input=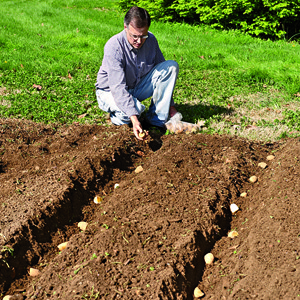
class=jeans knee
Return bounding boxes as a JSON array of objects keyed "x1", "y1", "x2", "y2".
[
  {"x1": 167, "y1": 60, "x2": 179, "y2": 75},
  {"x1": 111, "y1": 111, "x2": 131, "y2": 125}
]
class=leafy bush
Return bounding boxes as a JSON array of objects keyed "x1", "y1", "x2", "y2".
[
  {"x1": 118, "y1": 0, "x2": 300, "y2": 40},
  {"x1": 119, "y1": 0, "x2": 176, "y2": 21}
]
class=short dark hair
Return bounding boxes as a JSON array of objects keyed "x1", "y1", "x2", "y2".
[{"x1": 124, "y1": 6, "x2": 151, "y2": 28}]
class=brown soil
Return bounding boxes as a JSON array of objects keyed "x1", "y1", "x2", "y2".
[{"x1": 0, "y1": 118, "x2": 299, "y2": 299}]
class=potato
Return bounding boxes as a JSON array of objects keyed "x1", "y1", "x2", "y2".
[
  {"x1": 175, "y1": 128, "x2": 183, "y2": 134},
  {"x1": 228, "y1": 230, "x2": 239, "y2": 238},
  {"x1": 3, "y1": 295, "x2": 23, "y2": 300},
  {"x1": 194, "y1": 287, "x2": 205, "y2": 298},
  {"x1": 94, "y1": 196, "x2": 102, "y2": 204},
  {"x1": 135, "y1": 166, "x2": 144, "y2": 173},
  {"x1": 230, "y1": 203, "x2": 239, "y2": 213},
  {"x1": 166, "y1": 122, "x2": 174, "y2": 132},
  {"x1": 249, "y1": 175, "x2": 258, "y2": 183},
  {"x1": 258, "y1": 162, "x2": 267, "y2": 168},
  {"x1": 204, "y1": 253, "x2": 214, "y2": 264},
  {"x1": 29, "y1": 268, "x2": 40, "y2": 277},
  {"x1": 138, "y1": 131, "x2": 146, "y2": 138},
  {"x1": 187, "y1": 124, "x2": 194, "y2": 132},
  {"x1": 267, "y1": 155, "x2": 275, "y2": 160},
  {"x1": 78, "y1": 221, "x2": 88, "y2": 231},
  {"x1": 57, "y1": 241, "x2": 68, "y2": 251},
  {"x1": 182, "y1": 123, "x2": 188, "y2": 131}
]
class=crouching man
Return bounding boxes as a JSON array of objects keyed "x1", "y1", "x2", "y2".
[{"x1": 95, "y1": 6, "x2": 179, "y2": 140}]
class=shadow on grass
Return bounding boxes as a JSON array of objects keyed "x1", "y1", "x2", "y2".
[{"x1": 176, "y1": 102, "x2": 233, "y2": 123}]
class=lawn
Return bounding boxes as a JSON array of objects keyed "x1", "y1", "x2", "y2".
[{"x1": 1, "y1": 0, "x2": 300, "y2": 141}]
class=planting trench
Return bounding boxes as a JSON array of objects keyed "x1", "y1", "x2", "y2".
[{"x1": 0, "y1": 120, "x2": 277, "y2": 299}]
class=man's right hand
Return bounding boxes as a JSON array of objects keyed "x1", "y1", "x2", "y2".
[{"x1": 130, "y1": 115, "x2": 148, "y2": 140}]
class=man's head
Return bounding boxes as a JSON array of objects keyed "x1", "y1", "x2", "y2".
[{"x1": 124, "y1": 7, "x2": 151, "y2": 49}]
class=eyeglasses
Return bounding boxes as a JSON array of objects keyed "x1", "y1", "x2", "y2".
[{"x1": 127, "y1": 30, "x2": 148, "y2": 41}]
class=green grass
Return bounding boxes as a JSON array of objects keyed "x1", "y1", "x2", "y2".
[{"x1": 1, "y1": 0, "x2": 300, "y2": 141}]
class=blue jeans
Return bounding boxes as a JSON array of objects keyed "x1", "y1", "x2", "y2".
[{"x1": 96, "y1": 60, "x2": 179, "y2": 127}]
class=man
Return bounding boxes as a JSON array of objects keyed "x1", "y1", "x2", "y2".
[{"x1": 95, "y1": 6, "x2": 179, "y2": 140}]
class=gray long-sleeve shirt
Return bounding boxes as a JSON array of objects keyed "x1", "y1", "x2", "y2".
[{"x1": 96, "y1": 29, "x2": 165, "y2": 118}]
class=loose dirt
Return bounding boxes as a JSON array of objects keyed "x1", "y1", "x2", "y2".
[{"x1": 0, "y1": 118, "x2": 299, "y2": 299}]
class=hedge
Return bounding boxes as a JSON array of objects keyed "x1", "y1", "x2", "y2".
[{"x1": 118, "y1": 0, "x2": 300, "y2": 40}]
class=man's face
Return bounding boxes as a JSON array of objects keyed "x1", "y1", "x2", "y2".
[{"x1": 124, "y1": 22, "x2": 149, "y2": 49}]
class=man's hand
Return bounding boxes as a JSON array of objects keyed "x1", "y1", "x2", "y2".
[{"x1": 130, "y1": 115, "x2": 148, "y2": 140}]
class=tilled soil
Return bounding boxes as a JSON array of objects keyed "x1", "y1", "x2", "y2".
[{"x1": 0, "y1": 118, "x2": 299, "y2": 299}]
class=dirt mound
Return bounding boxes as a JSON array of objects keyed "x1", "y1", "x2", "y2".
[{"x1": 0, "y1": 118, "x2": 299, "y2": 299}]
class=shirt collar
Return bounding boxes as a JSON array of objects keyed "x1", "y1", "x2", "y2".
[{"x1": 122, "y1": 29, "x2": 135, "y2": 52}]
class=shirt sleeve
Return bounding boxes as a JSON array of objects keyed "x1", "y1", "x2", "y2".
[{"x1": 104, "y1": 45, "x2": 138, "y2": 118}]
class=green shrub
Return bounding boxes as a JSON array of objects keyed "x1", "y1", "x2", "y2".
[
  {"x1": 119, "y1": 0, "x2": 176, "y2": 21},
  {"x1": 118, "y1": 0, "x2": 300, "y2": 40}
]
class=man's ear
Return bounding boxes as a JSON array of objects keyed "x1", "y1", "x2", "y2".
[{"x1": 124, "y1": 23, "x2": 127, "y2": 30}]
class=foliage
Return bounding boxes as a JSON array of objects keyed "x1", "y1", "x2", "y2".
[
  {"x1": 118, "y1": 0, "x2": 300, "y2": 40},
  {"x1": 119, "y1": 0, "x2": 176, "y2": 21}
]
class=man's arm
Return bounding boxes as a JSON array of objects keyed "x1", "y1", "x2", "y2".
[
  {"x1": 99, "y1": 33, "x2": 140, "y2": 119},
  {"x1": 106, "y1": 52, "x2": 147, "y2": 139}
]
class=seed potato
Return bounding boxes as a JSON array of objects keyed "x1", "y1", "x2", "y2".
[
  {"x1": 228, "y1": 230, "x2": 239, "y2": 238},
  {"x1": 135, "y1": 166, "x2": 144, "y2": 173},
  {"x1": 29, "y1": 268, "x2": 40, "y2": 277},
  {"x1": 249, "y1": 175, "x2": 257, "y2": 183},
  {"x1": 204, "y1": 253, "x2": 214, "y2": 264},
  {"x1": 78, "y1": 221, "x2": 88, "y2": 231},
  {"x1": 230, "y1": 203, "x2": 239, "y2": 213},
  {"x1": 194, "y1": 287, "x2": 204, "y2": 298},
  {"x1": 3, "y1": 295, "x2": 23, "y2": 300},
  {"x1": 57, "y1": 241, "x2": 68, "y2": 251},
  {"x1": 138, "y1": 131, "x2": 146, "y2": 138},
  {"x1": 258, "y1": 162, "x2": 267, "y2": 168},
  {"x1": 94, "y1": 196, "x2": 102, "y2": 204}
]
